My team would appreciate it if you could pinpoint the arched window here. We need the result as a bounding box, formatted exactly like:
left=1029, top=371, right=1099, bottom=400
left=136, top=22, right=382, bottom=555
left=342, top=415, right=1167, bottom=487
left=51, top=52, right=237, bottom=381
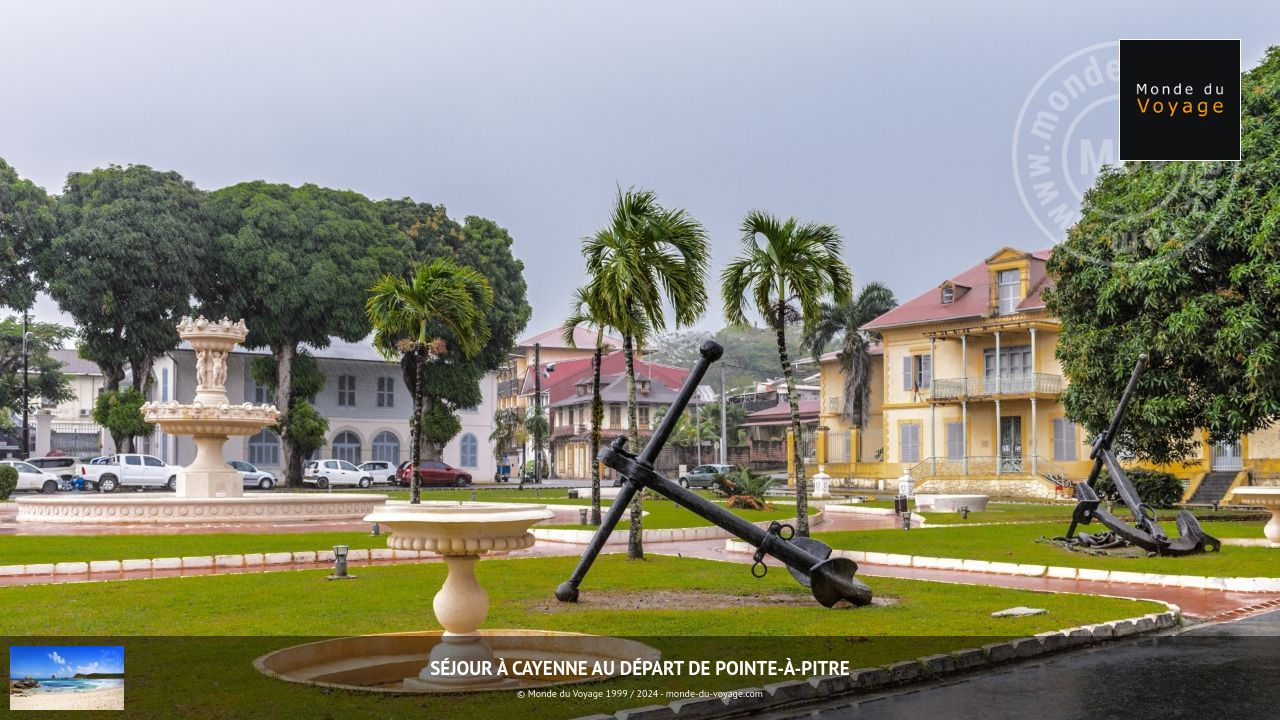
left=248, top=429, right=281, bottom=467
left=371, top=431, right=400, bottom=464
left=460, top=433, right=478, bottom=468
left=332, top=431, right=362, bottom=464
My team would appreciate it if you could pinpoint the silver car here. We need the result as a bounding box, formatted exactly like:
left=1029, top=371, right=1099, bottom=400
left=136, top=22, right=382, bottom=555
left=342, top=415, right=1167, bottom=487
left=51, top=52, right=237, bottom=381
left=358, top=460, right=398, bottom=485
left=678, top=464, right=735, bottom=489
left=227, top=460, right=276, bottom=490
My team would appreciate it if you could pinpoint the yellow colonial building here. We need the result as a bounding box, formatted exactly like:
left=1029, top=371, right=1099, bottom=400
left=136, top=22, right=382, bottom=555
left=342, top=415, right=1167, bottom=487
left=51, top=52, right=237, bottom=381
left=810, top=246, right=1280, bottom=501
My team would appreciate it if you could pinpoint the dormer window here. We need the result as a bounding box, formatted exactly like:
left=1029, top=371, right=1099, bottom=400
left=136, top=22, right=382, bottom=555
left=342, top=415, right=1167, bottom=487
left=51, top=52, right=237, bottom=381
left=997, top=269, right=1021, bottom=314
left=941, top=286, right=954, bottom=304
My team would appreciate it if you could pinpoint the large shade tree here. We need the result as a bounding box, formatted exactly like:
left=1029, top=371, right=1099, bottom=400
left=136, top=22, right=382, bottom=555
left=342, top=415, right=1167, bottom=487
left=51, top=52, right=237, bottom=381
left=379, top=200, right=530, bottom=463
left=802, top=281, right=897, bottom=459
left=201, top=182, right=411, bottom=485
left=366, top=258, right=492, bottom=504
left=722, top=211, right=852, bottom=537
left=1046, top=47, right=1280, bottom=464
left=0, top=158, right=55, bottom=312
left=582, top=187, right=708, bottom=559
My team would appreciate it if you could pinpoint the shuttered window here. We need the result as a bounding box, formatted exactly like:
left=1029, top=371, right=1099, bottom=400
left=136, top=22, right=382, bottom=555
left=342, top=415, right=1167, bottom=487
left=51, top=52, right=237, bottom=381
left=899, top=424, right=922, bottom=463
left=946, top=421, right=964, bottom=460
left=1053, top=418, right=1077, bottom=461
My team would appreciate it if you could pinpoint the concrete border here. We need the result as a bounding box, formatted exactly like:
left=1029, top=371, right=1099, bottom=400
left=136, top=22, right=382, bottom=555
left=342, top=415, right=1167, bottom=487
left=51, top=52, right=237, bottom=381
left=579, top=605, right=1181, bottom=720
left=723, top=539, right=1280, bottom=592
left=535, top=510, right=824, bottom=546
left=0, top=548, right=431, bottom=579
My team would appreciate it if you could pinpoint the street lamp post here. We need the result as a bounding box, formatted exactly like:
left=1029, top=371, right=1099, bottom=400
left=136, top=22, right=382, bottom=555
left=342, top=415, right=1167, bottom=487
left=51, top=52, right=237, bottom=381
left=719, top=362, right=727, bottom=465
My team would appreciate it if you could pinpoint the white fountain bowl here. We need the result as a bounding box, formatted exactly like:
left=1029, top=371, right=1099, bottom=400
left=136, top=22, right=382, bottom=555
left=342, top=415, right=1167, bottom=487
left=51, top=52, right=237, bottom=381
left=363, top=501, right=555, bottom=555
left=15, top=492, right=389, bottom=524
left=1227, top=487, right=1280, bottom=545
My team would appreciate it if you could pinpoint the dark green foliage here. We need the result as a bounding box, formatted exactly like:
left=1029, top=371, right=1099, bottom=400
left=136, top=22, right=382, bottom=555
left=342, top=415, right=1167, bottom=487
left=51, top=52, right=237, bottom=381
left=250, top=352, right=325, bottom=400
left=93, top=389, right=155, bottom=454
left=0, top=158, right=55, bottom=311
left=1046, top=48, right=1280, bottom=464
left=281, top=400, right=328, bottom=459
left=42, top=164, right=209, bottom=390
left=712, top=468, right=777, bottom=510
left=1094, top=468, right=1185, bottom=509
left=0, top=464, right=17, bottom=500
left=0, top=318, right=73, bottom=422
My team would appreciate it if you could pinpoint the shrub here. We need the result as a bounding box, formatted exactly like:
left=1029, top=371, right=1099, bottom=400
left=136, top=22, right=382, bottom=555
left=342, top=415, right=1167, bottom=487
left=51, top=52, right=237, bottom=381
left=1094, top=467, right=1183, bottom=508
left=714, top=468, right=776, bottom=511
left=0, top=464, right=17, bottom=501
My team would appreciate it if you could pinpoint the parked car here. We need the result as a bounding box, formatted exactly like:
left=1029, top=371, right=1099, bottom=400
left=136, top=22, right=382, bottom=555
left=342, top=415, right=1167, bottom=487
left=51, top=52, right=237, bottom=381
left=23, top=456, right=79, bottom=481
left=0, top=459, right=62, bottom=494
left=678, top=463, right=735, bottom=489
left=358, top=460, right=398, bottom=485
left=78, top=454, right=180, bottom=492
left=397, top=460, right=472, bottom=487
left=304, top=459, right=374, bottom=489
left=227, top=460, right=275, bottom=490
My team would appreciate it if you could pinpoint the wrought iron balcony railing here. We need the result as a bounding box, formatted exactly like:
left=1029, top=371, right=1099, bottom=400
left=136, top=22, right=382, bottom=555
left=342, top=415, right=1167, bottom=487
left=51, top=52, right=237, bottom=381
left=907, top=455, right=1067, bottom=481
left=930, top=373, right=1064, bottom=401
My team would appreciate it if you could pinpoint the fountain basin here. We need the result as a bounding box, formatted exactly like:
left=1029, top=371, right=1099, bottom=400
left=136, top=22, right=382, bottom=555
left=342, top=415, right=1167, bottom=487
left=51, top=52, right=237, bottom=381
left=366, top=501, right=555, bottom=554
left=1226, top=487, right=1280, bottom=545
left=15, top=492, right=387, bottom=524
left=255, top=630, right=661, bottom=694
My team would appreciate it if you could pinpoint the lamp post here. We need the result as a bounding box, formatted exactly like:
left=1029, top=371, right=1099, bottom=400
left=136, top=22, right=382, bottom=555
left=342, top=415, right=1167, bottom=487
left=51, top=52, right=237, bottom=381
left=21, top=311, right=32, bottom=459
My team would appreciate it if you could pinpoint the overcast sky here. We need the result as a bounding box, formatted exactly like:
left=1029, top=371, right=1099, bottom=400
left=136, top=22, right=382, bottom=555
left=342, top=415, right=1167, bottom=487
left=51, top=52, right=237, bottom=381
left=4, top=1, right=1276, bottom=337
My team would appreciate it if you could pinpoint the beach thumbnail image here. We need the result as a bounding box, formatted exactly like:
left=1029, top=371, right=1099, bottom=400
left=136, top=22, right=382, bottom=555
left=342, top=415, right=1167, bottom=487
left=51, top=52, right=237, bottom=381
left=8, top=645, right=124, bottom=711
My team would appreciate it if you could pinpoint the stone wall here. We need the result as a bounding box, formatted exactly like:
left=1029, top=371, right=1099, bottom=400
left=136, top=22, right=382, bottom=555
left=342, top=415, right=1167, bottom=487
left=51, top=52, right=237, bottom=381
left=915, top=476, right=1062, bottom=500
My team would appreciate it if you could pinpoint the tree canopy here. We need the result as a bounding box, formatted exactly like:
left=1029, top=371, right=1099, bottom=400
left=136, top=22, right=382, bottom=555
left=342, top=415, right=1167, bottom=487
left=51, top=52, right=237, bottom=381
left=41, top=164, right=209, bottom=391
left=1046, top=47, right=1280, bottom=464
left=0, top=317, right=73, bottom=428
left=0, top=158, right=55, bottom=312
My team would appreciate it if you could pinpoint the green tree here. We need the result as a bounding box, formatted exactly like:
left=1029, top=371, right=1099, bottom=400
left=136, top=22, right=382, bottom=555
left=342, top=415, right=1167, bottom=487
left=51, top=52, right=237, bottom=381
left=0, top=158, right=55, bottom=312
left=250, top=352, right=329, bottom=464
left=41, top=165, right=209, bottom=404
left=722, top=211, right=852, bottom=536
left=1046, top=48, right=1280, bottom=464
left=702, top=401, right=748, bottom=446
left=562, top=285, right=619, bottom=525
left=93, top=388, right=155, bottom=454
left=201, top=182, right=411, bottom=485
left=366, top=258, right=493, bottom=503
left=802, top=281, right=897, bottom=457
left=379, top=201, right=530, bottom=461
left=489, top=408, right=520, bottom=464
left=582, top=187, right=709, bottom=559
left=0, top=318, right=74, bottom=427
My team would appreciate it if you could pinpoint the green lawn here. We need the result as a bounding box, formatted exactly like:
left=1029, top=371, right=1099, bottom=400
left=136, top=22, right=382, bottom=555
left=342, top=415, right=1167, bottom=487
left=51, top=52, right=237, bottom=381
left=817, top=521, right=1277, bottom=577
left=0, top=554, right=1164, bottom=719
left=853, top=500, right=1266, bottom=526
left=541, top=498, right=799, bottom=530
left=0, top=531, right=387, bottom=565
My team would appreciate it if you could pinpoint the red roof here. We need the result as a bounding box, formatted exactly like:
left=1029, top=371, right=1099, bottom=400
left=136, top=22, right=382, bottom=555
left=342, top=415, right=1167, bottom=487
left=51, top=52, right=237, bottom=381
left=517, top=325, right=623, bottom=350
left=520, top=349, right=690, bottom=405
left=863, top=247, right=1053, bottom=331
left=743, top=399, right=820, bottom=426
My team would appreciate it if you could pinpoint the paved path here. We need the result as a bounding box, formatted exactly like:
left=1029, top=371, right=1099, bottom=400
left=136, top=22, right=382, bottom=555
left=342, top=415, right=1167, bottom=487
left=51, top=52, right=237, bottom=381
left=763, top=609, right=1280, bottom=720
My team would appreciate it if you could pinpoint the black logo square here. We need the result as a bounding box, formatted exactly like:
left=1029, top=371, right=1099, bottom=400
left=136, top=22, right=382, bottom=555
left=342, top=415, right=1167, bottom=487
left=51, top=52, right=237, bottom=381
left=1119, top=39, right=1240, bottom=161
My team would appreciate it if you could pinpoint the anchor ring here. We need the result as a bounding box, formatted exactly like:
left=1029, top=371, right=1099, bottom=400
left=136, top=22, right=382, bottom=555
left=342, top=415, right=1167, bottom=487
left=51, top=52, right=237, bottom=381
left=751, top=561, right=768, bottom=578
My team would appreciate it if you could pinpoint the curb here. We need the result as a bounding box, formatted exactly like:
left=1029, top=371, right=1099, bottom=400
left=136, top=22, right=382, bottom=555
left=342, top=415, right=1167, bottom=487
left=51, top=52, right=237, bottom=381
left=723, top=540, right=1280, bottom=593
left=535, top=510, right=825, bottom=546
left=578, top=606, right=1181, bottom=720
left=0, top=547, right=430, bottom=580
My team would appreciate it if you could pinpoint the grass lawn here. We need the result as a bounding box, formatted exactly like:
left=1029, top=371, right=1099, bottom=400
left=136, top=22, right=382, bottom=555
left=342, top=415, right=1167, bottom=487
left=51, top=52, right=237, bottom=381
left=0, top=531, right=387, bottom=565
left=0, top=554, right=1164, bottom=719
left=817, top=521, right=1277, bottom=577
left=540, top=498, right=799, bottom=530
left=854, top=500, right=1266, bottom=526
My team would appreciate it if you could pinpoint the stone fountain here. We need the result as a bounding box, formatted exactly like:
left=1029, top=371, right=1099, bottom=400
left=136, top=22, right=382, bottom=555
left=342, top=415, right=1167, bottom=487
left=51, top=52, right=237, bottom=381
left=255, top=501, right=659, bottom=693
left=16, top=317, right=387, bottom=525
left=1226, top=487, right=1280, bottom=546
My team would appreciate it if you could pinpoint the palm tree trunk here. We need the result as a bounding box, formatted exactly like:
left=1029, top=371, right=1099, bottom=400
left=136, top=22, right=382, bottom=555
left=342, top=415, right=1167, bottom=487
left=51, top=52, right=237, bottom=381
left=623, top=333, right=643, bottom=560
left=410, top=347, right=426, bottom=504
left=776, top=321, right=809, bottom=537
left=590, top=344, right=603, bottom=526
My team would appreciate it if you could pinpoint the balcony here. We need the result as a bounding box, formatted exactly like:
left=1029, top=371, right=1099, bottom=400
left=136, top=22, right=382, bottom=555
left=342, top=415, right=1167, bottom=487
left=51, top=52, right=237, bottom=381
left=929, top=373, right=1064, bottom=402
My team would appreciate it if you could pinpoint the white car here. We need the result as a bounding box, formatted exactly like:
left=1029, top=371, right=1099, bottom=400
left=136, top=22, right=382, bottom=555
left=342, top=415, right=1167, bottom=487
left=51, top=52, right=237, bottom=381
left=227, top=460, right=276, bottom=490
left=303, top=459, right=373, bottom=489
left=1, top=460, right=62, bottom=494
left=358, top=460, right=398, bottom=485
left=79, top=454, right=181, bottom=492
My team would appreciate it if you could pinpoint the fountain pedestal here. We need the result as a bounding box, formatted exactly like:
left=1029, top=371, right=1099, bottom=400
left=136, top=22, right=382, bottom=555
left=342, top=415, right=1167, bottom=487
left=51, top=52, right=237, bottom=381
left=363, top=501, right=553, bottom=690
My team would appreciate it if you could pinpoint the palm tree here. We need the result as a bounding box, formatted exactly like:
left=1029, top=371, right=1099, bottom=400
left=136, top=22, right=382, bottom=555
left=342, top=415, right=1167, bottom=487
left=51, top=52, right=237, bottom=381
left=489, top=407, right=520, bottom=472
left=802, top=282, right=897, bottom=460
left=366, top=258, right=493, bottom=504
left=582, top=187, right=709, bottom=559
left=562, top=286, right=617, bottom=526
left=722, top=211, right=852, bottom=537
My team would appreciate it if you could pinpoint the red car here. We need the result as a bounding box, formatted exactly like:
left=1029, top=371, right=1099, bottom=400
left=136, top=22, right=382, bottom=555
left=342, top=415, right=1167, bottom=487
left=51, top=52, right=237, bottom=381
left=397, top=460, right=473, bottom=487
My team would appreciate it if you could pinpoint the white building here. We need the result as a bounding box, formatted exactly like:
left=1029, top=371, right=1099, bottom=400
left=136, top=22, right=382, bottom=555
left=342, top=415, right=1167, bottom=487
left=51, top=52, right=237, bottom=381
left=48, top=340, right=499, bottom=481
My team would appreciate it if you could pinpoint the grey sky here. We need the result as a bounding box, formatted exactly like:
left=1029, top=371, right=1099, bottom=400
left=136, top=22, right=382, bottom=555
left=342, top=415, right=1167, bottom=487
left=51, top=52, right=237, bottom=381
left=4, top=1, right=1276, bottom=336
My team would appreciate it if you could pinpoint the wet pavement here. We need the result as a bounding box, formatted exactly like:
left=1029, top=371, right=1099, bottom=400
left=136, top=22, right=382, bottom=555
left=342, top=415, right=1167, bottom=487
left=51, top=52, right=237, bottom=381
left=765, top=609, right=1280, bottom=720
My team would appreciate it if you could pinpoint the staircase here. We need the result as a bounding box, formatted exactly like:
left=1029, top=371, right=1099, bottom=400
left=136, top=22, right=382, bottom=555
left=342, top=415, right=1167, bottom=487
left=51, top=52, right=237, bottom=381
left=1188, top=471, right=1239, bottom=505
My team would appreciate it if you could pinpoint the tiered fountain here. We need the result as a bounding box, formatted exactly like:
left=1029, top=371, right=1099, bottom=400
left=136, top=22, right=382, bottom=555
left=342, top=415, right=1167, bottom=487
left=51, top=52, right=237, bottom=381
left=255, top=501, right=659, bottom=693
left=16, top=317, right=387, bottom=525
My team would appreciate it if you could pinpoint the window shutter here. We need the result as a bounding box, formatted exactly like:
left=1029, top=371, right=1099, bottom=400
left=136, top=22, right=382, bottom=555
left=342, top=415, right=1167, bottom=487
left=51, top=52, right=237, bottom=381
left=902, top=356, right=913, bottom=390
left=920, top=355, right=932, bottom=388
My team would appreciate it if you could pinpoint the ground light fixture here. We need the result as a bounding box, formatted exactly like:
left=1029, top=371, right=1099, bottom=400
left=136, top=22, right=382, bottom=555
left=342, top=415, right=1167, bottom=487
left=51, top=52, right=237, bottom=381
left=370, top=522, right=381, bottom=536
left=328, top=544, right=355, bottom=580
left=961, top=505, right=970, bottom=520
left=902, top=510, right=913, bottom=531
left=579, top=508, right=589, bottom=525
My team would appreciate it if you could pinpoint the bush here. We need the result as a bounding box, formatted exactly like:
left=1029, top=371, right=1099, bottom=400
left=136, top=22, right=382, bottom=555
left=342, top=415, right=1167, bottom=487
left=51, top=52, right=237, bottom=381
left=0, top=464, right=17, bottom=501
left=712, top=468, right=776, bottom=511
left=1094, top=467, right=1183, bottom=508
